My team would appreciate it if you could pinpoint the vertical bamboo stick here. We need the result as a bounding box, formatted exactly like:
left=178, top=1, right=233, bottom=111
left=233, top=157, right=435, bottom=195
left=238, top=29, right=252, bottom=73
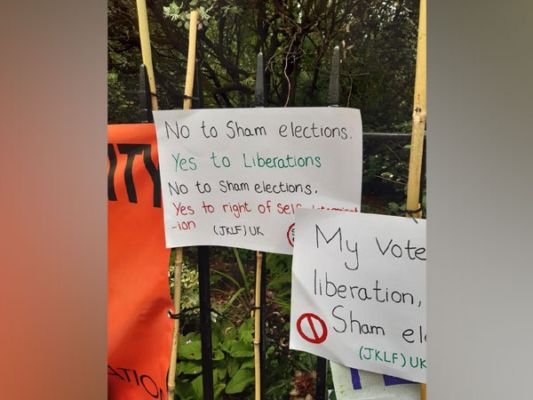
left=167, top=249, right=182, bottom=400
left=253, top=252, right=263, bottom=400
left=406, top=0, right=427, bottom=218
left=135, top=0, right=158, bottom=111
left=183, top=11, right=199, bottom=110
left=167, top=10, right=200, bottom=400
left=405, top=1, right=426, bottom=399
left=135, top=1, right=183, bottom=396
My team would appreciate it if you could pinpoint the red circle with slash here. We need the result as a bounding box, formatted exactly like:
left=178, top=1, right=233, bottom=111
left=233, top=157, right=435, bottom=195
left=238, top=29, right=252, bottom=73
left=287, top=223, right=295, bottom=247
left=296, top=313, right=328, bottom=344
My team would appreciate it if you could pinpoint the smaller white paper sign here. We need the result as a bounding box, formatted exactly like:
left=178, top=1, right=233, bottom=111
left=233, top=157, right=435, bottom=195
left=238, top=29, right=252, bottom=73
left=330, top=363, right=420, bottom=400
left=289, top=209, right=426, bottom=383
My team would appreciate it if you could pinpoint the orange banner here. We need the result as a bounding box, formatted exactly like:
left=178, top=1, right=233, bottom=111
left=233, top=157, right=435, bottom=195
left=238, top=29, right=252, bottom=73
left=108, top=123, right=173, bottom=399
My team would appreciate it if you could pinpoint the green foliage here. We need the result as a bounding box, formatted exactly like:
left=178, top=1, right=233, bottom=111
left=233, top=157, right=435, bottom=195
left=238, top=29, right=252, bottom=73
left=361, top=138, right=422, bottom=215
left=107, top=72, right=137, bottom=123
left=163, top=1, right=213, bottom=29
left=169, top=253, right=200, bottom=313
left=108, top=0, right=419, bottom=129
left=265, top=253, right=292, bottom=314
left=210, top=248, right=254, bottom=320
left=175, top=318, right=255, bottom=399
left=261, top=253, right=321, bottom=399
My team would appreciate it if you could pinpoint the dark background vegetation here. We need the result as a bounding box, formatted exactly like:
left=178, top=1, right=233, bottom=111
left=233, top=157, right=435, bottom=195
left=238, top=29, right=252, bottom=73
left=108, top=0, right=423, bottom=398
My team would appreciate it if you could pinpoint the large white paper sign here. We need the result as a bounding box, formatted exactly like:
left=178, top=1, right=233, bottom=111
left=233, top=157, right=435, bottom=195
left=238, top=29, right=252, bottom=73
left=153, top=108, right=362, bottom=254
left=289, top=210, right=426, bottom=382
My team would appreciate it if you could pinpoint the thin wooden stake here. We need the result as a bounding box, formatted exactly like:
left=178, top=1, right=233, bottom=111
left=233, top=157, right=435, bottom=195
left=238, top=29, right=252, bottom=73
left=167, top=10, right=200, bottom=400
left=167, top=250, right=182, bottom=400
left=183, top=11, right=199, bottom=110
left=406, top=0, right=427, bottom=218
left=405, top=1, right=426, bottom=399
left=135, top=0, right=158, bottom=111
left=259, top=253, right=267, bottom=397
left=254, top=252, right=263, bottom=400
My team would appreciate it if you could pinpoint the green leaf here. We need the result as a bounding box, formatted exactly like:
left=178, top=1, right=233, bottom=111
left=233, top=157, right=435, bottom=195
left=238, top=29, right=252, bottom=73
left=213, top=349, right=225, bottom=361
left=233, top=248, right=250, bottom=291
left=238, top=319, right=254, bottom=343
left=191, top=375, right=203, bottom=399
left=229, top=340, right=253, bottom=358
left=225, top=367, right=254, bottom=394
left=223, top=324, right=237, bottom=341
left=240, top=358, right=255, bottom=369
left=179, top=361, right=202, bottom=375
left=219, top=339, right=232, bottom=354
left=211, top=328, right=221, bottom=349
left=214, top=383, right=226, bottom=399
left=213, top=366, right=227, bottom=383
left=174, top=379, right=195, bottom=400
left=175, top=361, right=183, bottom=376
left=221, top=287, right=245, bottom=313
left=179, top=333, right=202, bottom=360
left=212, top=269, right=241, bottom=289
left=227, top=357, right=239, bottom=376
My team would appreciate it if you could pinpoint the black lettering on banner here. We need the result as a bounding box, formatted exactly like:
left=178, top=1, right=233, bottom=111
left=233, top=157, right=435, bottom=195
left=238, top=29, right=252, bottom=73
left=108, top=364, right=124, bottom=380
left=114, top=144, right=162, bottom=208
left=140, top=374, right=161, bottom=399
left=141, top=145, right=162, bottom=208
left=108, top=364, right=164, bottom=399
left=108, top=144, right=118, bottom=201
left=118, top=367, right=132, bottom=382
left=117, top=144, right=143, bottom=203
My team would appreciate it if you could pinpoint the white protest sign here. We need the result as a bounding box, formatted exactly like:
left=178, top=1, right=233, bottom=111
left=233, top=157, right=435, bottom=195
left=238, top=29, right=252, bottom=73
left=330, top=363, right=419, bottom=400
left=289, top=209, right=426, bottom=383
left=153, top=108, right=362, bottom=254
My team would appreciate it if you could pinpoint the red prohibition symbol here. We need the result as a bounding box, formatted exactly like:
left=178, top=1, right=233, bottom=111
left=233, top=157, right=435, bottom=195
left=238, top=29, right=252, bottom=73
left=296, top=313, right=328, bottom=344
left=287, top=223, right=295, bottom=247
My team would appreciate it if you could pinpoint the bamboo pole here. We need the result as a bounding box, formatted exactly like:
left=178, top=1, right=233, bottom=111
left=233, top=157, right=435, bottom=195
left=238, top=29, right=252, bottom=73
left=183, top=11, right=199, bottom=110
left=405, top=0, right=427, bottom=218
left=404, top=1, right=426, bottom=399
left=167, top=250, right=182, bottom=400
left=253, top=252, right=263, bottom=400
left=167, top=10, right=200, bottom=400
left=135, top=0, right=158, bottom=111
